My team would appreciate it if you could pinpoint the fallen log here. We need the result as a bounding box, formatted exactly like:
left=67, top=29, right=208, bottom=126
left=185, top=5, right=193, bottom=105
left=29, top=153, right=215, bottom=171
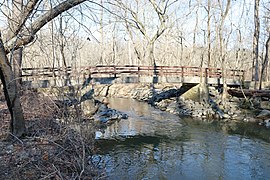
left=228, top=89, right=270, bottom=98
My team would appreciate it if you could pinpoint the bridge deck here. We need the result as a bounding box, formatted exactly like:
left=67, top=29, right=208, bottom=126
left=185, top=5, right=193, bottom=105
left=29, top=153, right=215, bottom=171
left=21, top=65, right=245, bottom=87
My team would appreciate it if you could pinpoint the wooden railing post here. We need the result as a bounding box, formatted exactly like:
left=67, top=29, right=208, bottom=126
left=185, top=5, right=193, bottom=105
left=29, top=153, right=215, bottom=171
left=181, top=66, right=184, bottom=79
left=114, top=65, right=116, bottom=78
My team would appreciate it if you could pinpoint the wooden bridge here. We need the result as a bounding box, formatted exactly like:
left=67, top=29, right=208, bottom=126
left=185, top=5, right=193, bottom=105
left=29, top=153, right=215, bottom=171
left=21, top=65, right=245, bottom=87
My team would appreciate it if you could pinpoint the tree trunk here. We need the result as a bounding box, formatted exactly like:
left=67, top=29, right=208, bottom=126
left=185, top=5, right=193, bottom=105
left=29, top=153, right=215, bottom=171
left=259, top=33, right=270, bottom=89
left=100, top=0, right=104, bottom=65
left=146, top=42, right=158, bottom=83
left=207, top=0, right=211, bottom=68
left=199, top=0, right=212, bottom=103
left=252, top=0, right=260, bottom=89
left=145, top=42, right=155, bottom=66
left=221, top=51, right=228, bottom=100
left=11, top=48, right=23, bottom=89
left=199, top=58, right=209, bottom=103
left=59, top=15, right=70, bottom=86
left=8, top=0, right=24, bottom=90
left=0, top=37, right=25, bottom=137
left=0, top=0, right=87, bottom=139
left=218, top=0, right=231, bottom=101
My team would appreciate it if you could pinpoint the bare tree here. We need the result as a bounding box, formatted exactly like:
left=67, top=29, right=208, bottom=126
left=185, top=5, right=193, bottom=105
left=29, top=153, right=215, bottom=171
left=260, top=3, right=270, bottom=89
left=108, top=0, right=176, bottom=66
left=8, top=0, right=24, bottom=88
left=216, top=0, right=231, bottom=100
left=252, top=0, right=260, bottom=89
left=206, top=0, right=212, bottom=68
left=260, top=31, right=270, bottom=89
left=99, top=0, right=105, bottom=65
left=0, top=0, right=88, bottom=137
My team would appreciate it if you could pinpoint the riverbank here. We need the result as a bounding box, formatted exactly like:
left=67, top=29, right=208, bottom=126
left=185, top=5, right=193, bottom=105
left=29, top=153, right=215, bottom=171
left=92, top=83, right=270, bottom=126
left=0, top=90, right=102, bottom=179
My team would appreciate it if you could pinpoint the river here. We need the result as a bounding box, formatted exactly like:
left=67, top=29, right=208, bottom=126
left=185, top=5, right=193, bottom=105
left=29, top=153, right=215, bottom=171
left=91, top=98, right=270, bottom=179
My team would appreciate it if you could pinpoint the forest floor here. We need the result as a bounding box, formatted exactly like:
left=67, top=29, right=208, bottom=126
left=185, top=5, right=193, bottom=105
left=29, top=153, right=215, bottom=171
left=0, top=90, right=103, bottom=179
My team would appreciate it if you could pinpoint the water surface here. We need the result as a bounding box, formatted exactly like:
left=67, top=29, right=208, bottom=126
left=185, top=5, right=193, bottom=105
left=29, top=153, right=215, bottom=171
left=92, top=98, right=270, bottom=180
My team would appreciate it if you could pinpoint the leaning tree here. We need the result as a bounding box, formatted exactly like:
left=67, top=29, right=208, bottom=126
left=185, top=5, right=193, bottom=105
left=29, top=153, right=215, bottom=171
left=0, top=0, right=88, bottom=137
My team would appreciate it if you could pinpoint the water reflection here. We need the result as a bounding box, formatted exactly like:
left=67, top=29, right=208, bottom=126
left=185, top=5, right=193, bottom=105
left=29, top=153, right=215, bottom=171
left=95, top=98, right=184, bottom=140
left=92, top=98, right=270, bottom=179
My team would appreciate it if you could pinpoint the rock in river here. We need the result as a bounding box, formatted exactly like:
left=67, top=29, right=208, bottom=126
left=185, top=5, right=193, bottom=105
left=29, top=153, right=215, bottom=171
left=94, top=103, right=128, bottom=124
left=81, top=99, right=99, bottom=116
left=257, top=109, right=270, bottom=120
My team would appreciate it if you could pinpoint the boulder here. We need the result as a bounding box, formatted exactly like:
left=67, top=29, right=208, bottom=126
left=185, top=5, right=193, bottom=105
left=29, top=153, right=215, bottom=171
left=132, top=88, right=153, bottom=101
left=155, top=99, right=173, bottom=109
left=180, top=84, right=200, bottom=102
left=265, top=119, right=270, bottom=128
left=261, top=101, right=270, bottom=110
left=256, top=109, right=270, bottom=119
left=81, top=99, right=99, bottom=117
left=259, top=119, right=270, bottom=128
left=94, top=103, right=128, bottom=124
left=166, top=102, right=180, bottom=114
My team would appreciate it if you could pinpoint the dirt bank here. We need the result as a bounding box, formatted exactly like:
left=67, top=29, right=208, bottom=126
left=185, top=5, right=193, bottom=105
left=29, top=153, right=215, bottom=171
left=0, top=90, right=102, bottom=179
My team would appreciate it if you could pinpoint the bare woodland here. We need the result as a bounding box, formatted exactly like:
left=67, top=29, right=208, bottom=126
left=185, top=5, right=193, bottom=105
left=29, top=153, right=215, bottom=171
left=0, top=0, right=270, bottom=137
left=18, top=1, right=269, bottom=81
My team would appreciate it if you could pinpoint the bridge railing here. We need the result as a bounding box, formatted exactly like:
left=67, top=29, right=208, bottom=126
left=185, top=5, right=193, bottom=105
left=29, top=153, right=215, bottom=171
left=21, top=65, right=245, bottom=81
left=22, top=66, right=72, bottom=78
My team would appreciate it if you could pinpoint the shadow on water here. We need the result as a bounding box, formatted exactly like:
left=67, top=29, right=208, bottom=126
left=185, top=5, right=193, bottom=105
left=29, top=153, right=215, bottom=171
left=86, top=98, right=270, bottom=179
